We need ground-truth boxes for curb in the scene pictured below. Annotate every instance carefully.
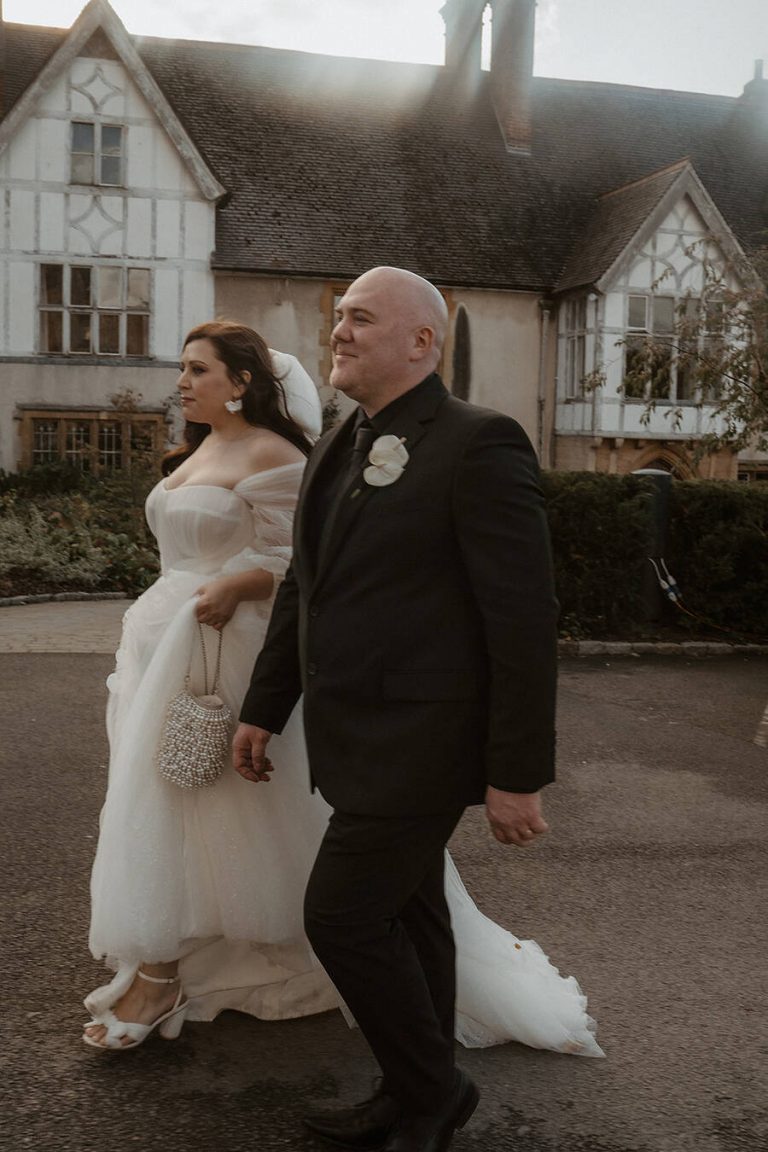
[0,592,129,607]
[557,640,768,658]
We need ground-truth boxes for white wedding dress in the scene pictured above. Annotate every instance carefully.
[87,461,604,1057]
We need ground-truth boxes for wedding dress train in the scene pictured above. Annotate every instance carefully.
[87,464,603,1057]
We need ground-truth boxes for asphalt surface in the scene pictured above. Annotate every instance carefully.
[1,604,767,1152]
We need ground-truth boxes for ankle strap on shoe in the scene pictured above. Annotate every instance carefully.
[137,970,179,985]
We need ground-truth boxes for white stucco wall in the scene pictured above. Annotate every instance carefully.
[214,275,329,388]
[443,287,543,447]
[215,274,545,446]
[0,39,547,472]
[556,195,739,446]
[0,54,215,362]
[1,361,178,470]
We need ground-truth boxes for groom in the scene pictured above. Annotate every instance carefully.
[233,266,558,1152]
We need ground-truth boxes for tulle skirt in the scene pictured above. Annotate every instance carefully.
[87,572,603,1055]
[89,572,338,1019]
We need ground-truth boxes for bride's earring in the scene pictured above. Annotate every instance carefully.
[225,397,243,414]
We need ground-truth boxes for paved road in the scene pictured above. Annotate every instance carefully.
[1,605,767,1152]
[0,599,127,653]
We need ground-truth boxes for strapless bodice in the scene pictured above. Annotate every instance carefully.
[145,463,303,576]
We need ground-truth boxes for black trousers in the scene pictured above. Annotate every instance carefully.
[304,807,465,1116]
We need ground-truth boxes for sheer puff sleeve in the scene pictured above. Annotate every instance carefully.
[219,464,304,614]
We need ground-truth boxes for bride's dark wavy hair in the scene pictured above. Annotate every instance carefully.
[162,320,312,476]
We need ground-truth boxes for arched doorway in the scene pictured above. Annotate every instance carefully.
[635,450,694,480]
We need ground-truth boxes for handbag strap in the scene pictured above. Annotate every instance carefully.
[187,622,224,695]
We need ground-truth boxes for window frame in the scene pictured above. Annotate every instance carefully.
[70,119,125,187]
[38,263,151,359]
[622,292,723,406]
[20,408,167,474]
[562,295,589,399]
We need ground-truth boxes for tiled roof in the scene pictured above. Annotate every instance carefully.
[2,22,64,110]
[3,21,768,291]
[555,160,691,292]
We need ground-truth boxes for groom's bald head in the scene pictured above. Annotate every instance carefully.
[355,266,448,352]
[330,266,449,414]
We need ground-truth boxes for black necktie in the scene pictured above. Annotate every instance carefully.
[346,420,376,481]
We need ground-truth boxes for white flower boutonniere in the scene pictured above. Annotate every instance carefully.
[363,435,409,488]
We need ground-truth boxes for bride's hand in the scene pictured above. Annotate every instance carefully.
[194,578,241,630]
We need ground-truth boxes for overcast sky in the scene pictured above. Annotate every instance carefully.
[5,0,767,98]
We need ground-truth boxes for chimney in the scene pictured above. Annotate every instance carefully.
[734,59,768,140]
[0,0,5,122]
[440,0,485,87]
[490,0,536,154]
[740,59,768,109]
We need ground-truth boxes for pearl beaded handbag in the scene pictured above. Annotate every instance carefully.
[156,623,233,788]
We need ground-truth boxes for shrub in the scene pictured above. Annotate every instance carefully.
[0,466,160,597]
[0,502,107,592]
[2,464,766,642]
[542,472,655,638]
[667,481,768,641]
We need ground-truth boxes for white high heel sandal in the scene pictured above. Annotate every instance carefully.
[82,969,188,1050]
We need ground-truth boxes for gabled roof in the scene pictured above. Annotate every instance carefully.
[556,159,750,293]
[0,0,225,201]
[3,10,768,290]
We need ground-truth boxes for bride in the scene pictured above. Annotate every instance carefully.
[83,320,603,1059]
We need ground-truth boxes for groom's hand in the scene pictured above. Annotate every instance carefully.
[485,786,549,846]
[233,723,274,783]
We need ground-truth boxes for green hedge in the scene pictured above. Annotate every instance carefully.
[0,463,159,598]
[543,471,768,640]
[666,480,768,641]
[1,464,766,642]
[542,472,656,639]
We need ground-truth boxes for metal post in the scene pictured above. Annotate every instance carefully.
[632,468,672,623]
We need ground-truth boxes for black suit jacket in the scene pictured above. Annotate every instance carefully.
[240,374,558,816]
